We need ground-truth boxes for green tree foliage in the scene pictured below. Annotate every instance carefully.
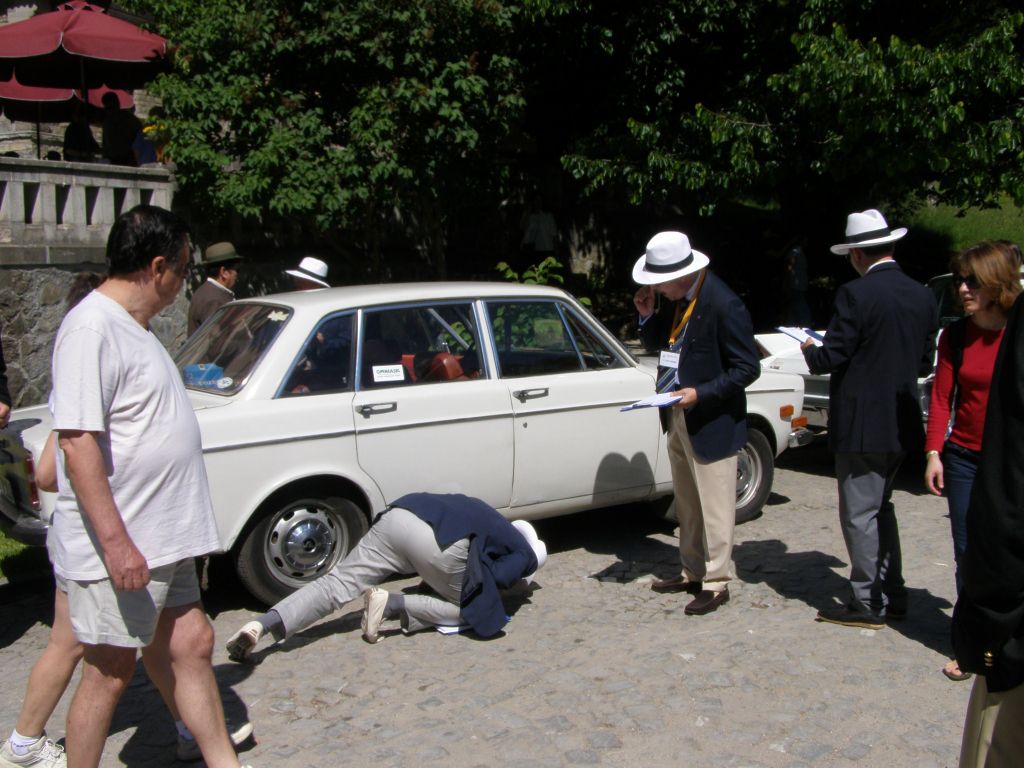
[132,0,524,277]
[525,1,1024,221]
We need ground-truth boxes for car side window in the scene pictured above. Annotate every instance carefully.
[282,313,354,396]
[484,300,575,377]
[359,302,482,389]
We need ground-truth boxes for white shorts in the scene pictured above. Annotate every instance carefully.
[66,559,200,647]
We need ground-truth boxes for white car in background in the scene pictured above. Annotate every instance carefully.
[3,283,809,604]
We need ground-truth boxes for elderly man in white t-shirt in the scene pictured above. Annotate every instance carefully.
[49,206,251,768]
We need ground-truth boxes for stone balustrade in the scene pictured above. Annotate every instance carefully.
[0,156,176,265]
[0,157,181,407]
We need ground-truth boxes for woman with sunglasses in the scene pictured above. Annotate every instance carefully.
[925,241,1022,681]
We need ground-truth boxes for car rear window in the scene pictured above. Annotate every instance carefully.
[176,303,292,394]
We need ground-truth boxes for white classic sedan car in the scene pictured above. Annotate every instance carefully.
[3,282,808,604]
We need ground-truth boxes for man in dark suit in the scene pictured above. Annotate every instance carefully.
[802,209,938,629]
[634,231,760,615]
[187,242,243,335]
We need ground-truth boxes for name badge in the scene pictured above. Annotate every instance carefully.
[659,350,680,369]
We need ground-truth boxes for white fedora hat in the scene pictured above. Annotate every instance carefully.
[830,209,907,255]
[632,231,710,285]
[285,256,330,288]
[511,519,547,584]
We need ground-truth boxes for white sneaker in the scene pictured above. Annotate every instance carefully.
[0,734,66,767]
[361,587,389,643]
[226,620,264,662]
[175,721,255,762]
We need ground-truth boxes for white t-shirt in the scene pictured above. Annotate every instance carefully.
[49,291,221,580]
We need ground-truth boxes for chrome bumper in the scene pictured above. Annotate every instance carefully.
[788,427,816,449]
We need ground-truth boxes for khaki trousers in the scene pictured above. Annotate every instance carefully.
[667,407,736,592]
[959,675,1024,768]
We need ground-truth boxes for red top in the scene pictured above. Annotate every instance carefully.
[926,321,1005,453]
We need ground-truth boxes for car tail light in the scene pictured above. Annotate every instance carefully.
[24,454,41,511]
[779,404,795,419]
[792,416,808,429]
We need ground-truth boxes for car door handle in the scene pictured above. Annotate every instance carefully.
[513,387,549,403]
[356,402,398,417]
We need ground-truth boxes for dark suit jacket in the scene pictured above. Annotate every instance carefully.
[640,271,761,462]
[187,280,233,335]
[388,492,538,638]
[952,293,1024,691]
[803,261,938,454]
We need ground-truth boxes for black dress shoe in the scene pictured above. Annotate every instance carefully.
[815,604,885,630]
[684,588,730,615]
[651,576,702,594]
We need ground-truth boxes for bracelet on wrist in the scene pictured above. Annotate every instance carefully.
[925,450,940,458]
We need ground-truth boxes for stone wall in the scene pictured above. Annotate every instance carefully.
[0,266,188,408]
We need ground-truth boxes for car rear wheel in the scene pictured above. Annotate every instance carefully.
[654,426,774,526]
[235,495,368,606]
[735,427,773,524]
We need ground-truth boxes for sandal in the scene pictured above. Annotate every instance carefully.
[942,660,972,681]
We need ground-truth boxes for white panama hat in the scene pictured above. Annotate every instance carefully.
[632,231,710,285]
[285,256,330,288]
[511,519,547,585]
[829,209,908,255]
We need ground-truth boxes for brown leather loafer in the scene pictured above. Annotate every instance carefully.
[684,588,730,615]
[651,576,702,594]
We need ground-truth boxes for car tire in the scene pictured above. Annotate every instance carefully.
[235,495,368,606]
[735,427,773,524]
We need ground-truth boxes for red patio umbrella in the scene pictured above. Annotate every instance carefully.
[0,1,169,90]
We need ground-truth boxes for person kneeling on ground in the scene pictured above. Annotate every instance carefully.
[226,493,546,660]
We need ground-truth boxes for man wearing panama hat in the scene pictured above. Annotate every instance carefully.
[802,209,938,630]
[634,231,760,616]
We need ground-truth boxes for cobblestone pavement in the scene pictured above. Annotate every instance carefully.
[0,442,971,767]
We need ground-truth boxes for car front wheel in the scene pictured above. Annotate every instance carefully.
[235,495,368,606]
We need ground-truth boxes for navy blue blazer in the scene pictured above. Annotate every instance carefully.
[802,261,938,454]
[641,271,761,461]
[388,493,537,638]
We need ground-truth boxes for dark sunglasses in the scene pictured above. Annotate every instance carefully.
[954,274,980,290]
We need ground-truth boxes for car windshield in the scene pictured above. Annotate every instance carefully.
[176,303,292,394]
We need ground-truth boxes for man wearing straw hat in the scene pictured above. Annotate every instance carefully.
[285,256,331,290]
[802,209,938,630]
[633,231,760,616]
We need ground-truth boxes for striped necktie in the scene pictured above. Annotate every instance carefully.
[654,271,705,393]
[656,337,685,393]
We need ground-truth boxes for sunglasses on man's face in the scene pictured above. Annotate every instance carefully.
[954,274,980,290]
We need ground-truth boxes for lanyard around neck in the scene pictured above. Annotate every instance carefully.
[668,271,706,345]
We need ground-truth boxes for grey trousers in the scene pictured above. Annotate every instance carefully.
[835,451,907,613]
[273,507,468,637]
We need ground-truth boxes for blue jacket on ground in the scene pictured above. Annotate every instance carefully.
[388,493,538,637]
